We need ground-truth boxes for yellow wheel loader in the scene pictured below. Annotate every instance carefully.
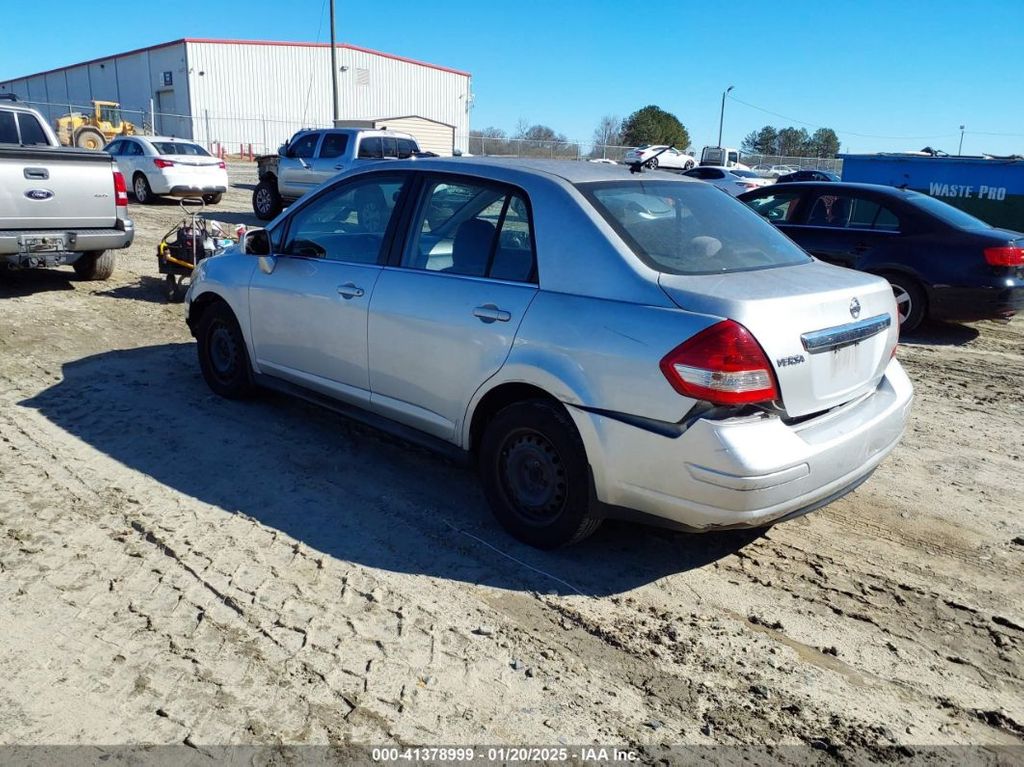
[55,101,136,150]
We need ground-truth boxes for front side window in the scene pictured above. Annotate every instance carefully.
[744,190,803,223]
[580,179,812,275]
[105,141,123,156]
[123,141,144,156]
[282,174,408,264]
[0,111,18,144]
[290,132,320,159]
[401,178,536,282]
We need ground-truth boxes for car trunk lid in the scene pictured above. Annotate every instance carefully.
[659,261,898,417]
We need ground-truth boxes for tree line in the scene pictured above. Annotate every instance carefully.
[468,105,692,159]
[741,125,840,158]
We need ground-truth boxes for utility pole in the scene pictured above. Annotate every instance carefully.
[958,124,965,156]
[718,85,734,147]
[330,0,340,124]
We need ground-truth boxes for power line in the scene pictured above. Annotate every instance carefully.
[727,94,959,141]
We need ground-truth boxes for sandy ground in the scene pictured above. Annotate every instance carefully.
[0,164,1021,756]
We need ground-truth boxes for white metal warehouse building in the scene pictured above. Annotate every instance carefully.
[0,38,472,155]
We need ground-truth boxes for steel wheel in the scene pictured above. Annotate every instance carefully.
[207,319,240,384]
[499,429,568,525]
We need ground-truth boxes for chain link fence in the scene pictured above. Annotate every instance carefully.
[740,153,843,174]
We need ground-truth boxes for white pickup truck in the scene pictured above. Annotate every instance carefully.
[0,97,134,279]
[252,127,424,220]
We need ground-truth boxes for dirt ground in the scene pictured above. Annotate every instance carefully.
[0,164,1021,756]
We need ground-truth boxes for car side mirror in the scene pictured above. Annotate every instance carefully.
[243,228,271,256]
[279,145,291,158]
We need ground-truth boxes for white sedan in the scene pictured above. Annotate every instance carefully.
[683,166,774,196]
[624,145,695,170]
[104,135,229,205]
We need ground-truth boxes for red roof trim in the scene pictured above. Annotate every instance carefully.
[1,38,470,83]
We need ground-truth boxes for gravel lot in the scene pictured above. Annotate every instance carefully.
[0,164,1021,755]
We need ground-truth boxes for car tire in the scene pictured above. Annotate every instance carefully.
[646,157,659,169]
[203,193,223,205]
[72,251,116,281]
[253,179,282,221]
[196,301,254,399]
[133,173,154,204]
[883,274,926,332]
[479,399,601,549]
[684,160,694,170]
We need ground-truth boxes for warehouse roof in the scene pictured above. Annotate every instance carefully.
[0,38,471,84]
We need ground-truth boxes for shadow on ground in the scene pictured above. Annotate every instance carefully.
[97,275,176,304]
[902,320,980,346]
[0,268,76,297]
[22,344,758,597]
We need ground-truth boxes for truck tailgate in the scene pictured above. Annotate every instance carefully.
[0,146,118,229]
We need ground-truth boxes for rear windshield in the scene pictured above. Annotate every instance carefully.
[578,180,812,275]
[151,141,210,156]
[907,192,992,230]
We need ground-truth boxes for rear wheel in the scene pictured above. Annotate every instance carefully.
[646,157,659,169]
[883,274,926,332]
[72,251,115,281]
[196,302,253,399]
[684,160,694,170]
[133,173,154,204]
[203,193,223,205]
[479,399,601,549]
[253,179,282,220]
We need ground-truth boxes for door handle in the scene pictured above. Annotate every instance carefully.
[473,304,511,323]
[337,282,365,299]
[24,167,49,180]
[334,164,344,170]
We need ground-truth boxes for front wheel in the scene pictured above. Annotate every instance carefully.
[253,179,282,220]
[133,173,154,204]
[684,160,694,170]
[479,400,601,549]
[196,302,254,399]
[73,251,116,280]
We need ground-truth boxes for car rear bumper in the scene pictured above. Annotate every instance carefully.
[0,221,134,262]
[569,359,913,531]
[149,169,229,197]
[929,282,1024,321]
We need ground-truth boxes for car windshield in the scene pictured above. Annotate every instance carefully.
[578,180,812,275]
[907,192,992,230]
[151,141,211,157]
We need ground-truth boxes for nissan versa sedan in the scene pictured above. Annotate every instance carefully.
[739,182,1024,331]
[184,159,912,549]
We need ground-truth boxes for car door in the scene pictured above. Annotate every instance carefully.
[247,171,412,407]
[367,175,539,441]
[309,132,349,185]
[787,190,894,268]
[278,131,322,198]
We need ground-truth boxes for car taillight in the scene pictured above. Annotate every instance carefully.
[113,170,128,208]
[984,246,1024,266]
[153,158,175,168]
[217,161,226,169]
[738,182,758,189]
[660,320,779,405]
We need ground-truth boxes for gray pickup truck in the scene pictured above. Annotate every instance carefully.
[0,97,134,280]
[252,127,423,220]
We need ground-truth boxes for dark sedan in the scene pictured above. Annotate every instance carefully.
[738,182,1024,330]
[776,169,840,183]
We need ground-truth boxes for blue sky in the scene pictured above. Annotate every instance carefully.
[3,0,1023,155]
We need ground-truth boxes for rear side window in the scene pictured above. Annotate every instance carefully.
[580,180,811,275]
[320,133,349,159]
[402,178,536,282]
[17,113,48,145]
[0,111,18,143]
[358,136,383,159]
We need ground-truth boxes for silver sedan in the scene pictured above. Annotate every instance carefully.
[184,158,912,548]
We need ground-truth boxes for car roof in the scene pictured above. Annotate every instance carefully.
[740,181,923,198]
[133,136,201,143]
[363,157,703,185]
